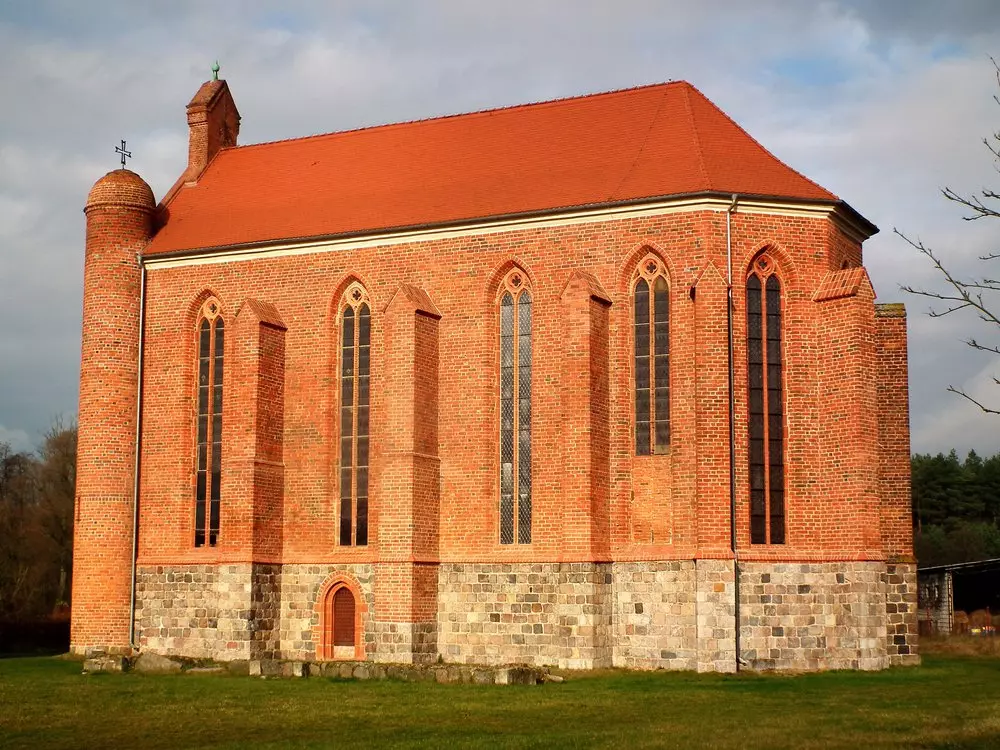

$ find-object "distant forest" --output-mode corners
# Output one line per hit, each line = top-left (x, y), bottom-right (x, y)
(913, 450), (1000, 567)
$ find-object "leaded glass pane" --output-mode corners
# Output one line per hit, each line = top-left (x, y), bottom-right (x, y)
(635, 421), (650, 456)
(199, 320), (210, 358)
(197, 414), (208, 448)
(358, 304), (370, 346)
(654, 420), (670, 450)
(518, 491), (531, 544)
(500, 493), (514, 545)
(358, 342), (370, 374)
(356, 496), (368, 546)
(634, 279), (649, 325)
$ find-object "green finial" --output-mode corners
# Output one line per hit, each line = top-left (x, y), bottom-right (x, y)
(211, 60), (220, 81)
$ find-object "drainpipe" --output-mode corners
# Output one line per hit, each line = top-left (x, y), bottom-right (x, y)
(129, 257), (147, 650)
(726, 194), (744, 670)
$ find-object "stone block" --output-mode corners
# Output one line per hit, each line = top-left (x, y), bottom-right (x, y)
(134, 652), (182, 674)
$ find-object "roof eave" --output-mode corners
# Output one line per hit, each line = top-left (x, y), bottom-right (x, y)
(142, 190), (879, 261)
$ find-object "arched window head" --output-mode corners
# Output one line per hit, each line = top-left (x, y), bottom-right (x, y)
(747, 253), (785, 545)
(195, 297), (224, 547)
(633, 255), (670, 455)
(339, 282), (371, 547)
(498, 268), (532, 545)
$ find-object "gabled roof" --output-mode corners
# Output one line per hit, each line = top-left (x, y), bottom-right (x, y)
(146, 81), (842, 256)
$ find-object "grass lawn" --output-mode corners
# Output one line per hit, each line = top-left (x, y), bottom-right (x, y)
(1, 653), (999, 749)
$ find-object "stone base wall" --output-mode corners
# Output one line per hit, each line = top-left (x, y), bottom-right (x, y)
(610, 559), (737, 672)
(134, 564), (277, 661)
(277, 564), (374, 660)
(437, 563), (612, 669)
(134, 559), (918, 672)
(885, 562), (920, 665)
(611, 561), (697, 670)
(370, 621), (438, 664)
(738, 562), (890, 671)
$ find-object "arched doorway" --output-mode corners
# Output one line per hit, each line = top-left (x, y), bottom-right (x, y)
(320, 583), (361, 660)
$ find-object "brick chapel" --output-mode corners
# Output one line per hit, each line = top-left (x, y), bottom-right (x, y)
(71, 76), (919, 672)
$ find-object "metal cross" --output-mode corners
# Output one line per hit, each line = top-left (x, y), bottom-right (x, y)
(115, 139), (132, 169)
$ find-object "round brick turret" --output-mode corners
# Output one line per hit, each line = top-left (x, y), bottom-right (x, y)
(85, 169), (156, 212)
(71, 169), (155, 655)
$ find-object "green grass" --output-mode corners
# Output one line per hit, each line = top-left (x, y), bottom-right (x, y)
(1, 655), (999, 749)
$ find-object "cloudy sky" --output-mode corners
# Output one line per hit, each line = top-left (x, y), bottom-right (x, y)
(1, 1), (998, 457)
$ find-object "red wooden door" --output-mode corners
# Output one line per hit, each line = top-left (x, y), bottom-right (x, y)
(333, 588), (355, 647)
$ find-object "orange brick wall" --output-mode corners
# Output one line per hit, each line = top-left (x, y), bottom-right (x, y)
(128, 208), (905, 568)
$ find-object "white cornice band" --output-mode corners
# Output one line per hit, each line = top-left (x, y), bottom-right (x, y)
(142, 196), (872, 270)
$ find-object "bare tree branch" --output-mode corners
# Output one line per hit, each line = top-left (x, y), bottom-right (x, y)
(947, 386), (1000, 415)
(900, 58), (1000, 415)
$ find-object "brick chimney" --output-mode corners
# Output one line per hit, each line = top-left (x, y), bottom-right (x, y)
(184, 79), (240, 182)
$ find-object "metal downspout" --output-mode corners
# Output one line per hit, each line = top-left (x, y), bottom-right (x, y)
(726, 194), (743, 670)
(129, 258), (147, 650)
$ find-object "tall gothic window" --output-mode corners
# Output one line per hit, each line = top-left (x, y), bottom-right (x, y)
(195, 298), (224, 547)
(499, 269), (532, 545)
(747, 253), (785, 544)
(633, 256), (670, 455)
(339, 283), (370, 547)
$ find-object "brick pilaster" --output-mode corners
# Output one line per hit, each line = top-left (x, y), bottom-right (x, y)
(560, 271), (612, 561)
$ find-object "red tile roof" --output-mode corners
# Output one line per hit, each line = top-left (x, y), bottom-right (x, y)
(146, 81), (839, 255)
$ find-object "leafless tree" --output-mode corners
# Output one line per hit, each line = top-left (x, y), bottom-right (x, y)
(0, 420), (77, 621)
(898, 57), (1000, 415)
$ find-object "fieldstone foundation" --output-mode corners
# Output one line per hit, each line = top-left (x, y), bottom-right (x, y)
(133, 563), (280, 661)
(134, 558), (918, 671)
(437, 563), (612, 669)
(738, 562), (914, 671)
(885, 562), (920, 665)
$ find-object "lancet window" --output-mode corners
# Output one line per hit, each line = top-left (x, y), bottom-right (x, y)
(499, 269), (532, 545)
(633, 256), (670, 455)
(195, 297), (224, 547)
(339, 283), (371, 547)
(747, 253), (785, 544)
